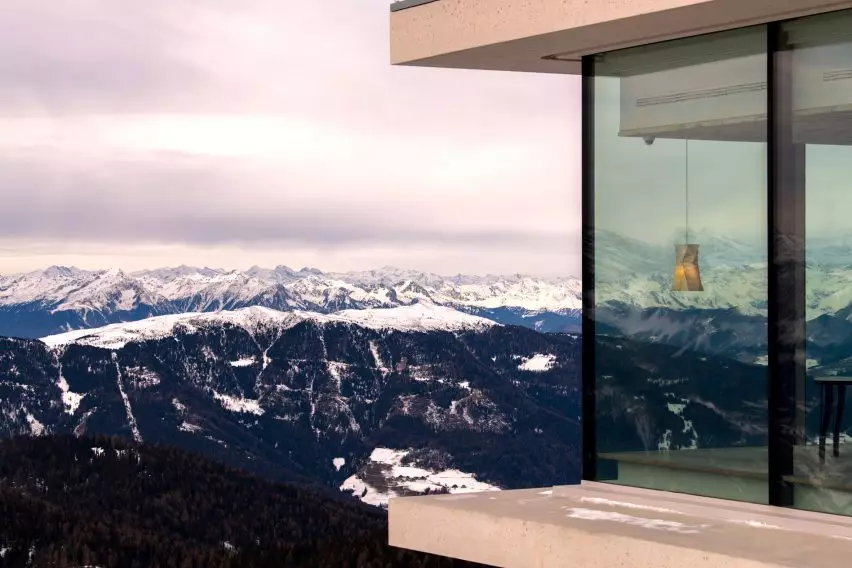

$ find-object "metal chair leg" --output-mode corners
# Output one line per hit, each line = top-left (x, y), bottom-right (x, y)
(820, 384), (834, 465)
(834, 384), (846, 458)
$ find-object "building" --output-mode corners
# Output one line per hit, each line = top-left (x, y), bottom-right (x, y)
(387, 1), (852, 566)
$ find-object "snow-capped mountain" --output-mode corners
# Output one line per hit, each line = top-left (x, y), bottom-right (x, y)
(7, 230), (852, 349)
(7, 229), (852, 341)
(0, 307), (582, 495)
(0, 265), (581, 338)
(41, 304), (497, 350)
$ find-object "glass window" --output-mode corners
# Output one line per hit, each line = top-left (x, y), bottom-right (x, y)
(591, 27), (770, 503)
(784, 9), (852, 516)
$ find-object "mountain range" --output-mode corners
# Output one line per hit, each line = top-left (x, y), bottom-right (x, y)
(0, 265), (582, 339)
(0, 297), (840, 508)
(4, 230), (852, 507)
(5, 301), (828, 500)
(8, 229), (852, 342)
(0, 305), (582, 506)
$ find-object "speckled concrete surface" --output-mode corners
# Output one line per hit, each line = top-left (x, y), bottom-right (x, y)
(388, 481), (852, 567)
(390, 0), (852, 73)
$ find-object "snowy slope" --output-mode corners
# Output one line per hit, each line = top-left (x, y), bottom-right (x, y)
(41, 308), (302, 349)
(41, 305), (497, 349)
(328, 303), (495, 332)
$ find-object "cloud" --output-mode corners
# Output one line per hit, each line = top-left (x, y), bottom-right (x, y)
(0, 1), (216, 116)
(0, 1), (575, 120)
(0, 147), (576, 248)
(0, 0), (580, 275)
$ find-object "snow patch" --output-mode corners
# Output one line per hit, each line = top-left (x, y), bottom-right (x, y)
(127, 366), (160, 389)
(229, 357), (256, 367)
(578, 497), (683, 514)
(727, 519), (783, 529)
(26, 413), (45, 436)
(341, 447), (499, 508)
(665, 399), (699, 449)
(333, 457), (345, 471)
(565, 508), (707, 534)
(179, 421), (202, 433)
(409, 365), (435, 383)
(115, 289), (137, 311)
(369, 341), (386, 370)
(56, 369), (84, 414)
(212, 391), (264, 415)
(517, 354), (556, 372)
(74, 408), (97, 437)
(327, 361), (346, 391)
(329, 303), (496, 332)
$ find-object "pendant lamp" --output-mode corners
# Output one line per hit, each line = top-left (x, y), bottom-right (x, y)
(672, 139), (704, 292)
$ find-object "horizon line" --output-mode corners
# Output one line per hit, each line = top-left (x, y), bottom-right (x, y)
(0, 263), (581, 281)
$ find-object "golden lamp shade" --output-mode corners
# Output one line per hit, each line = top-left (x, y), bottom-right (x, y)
(672, 244), (704, 292)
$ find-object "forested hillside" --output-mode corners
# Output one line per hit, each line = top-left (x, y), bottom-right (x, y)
(0, 435), (488, 568)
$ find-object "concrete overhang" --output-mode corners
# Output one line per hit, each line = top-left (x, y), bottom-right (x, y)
(388, 481), (852, 567)
(390, 0), (852, 74)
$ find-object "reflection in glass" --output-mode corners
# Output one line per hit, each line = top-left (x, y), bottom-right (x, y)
(787, 9), (852, 516)
(591, 26), (769, 503)
(672, 141), (704, 292)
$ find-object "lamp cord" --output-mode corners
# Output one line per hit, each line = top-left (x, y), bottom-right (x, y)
(685, 138), (689, 245)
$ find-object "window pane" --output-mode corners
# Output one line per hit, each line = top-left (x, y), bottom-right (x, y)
(786, 8), (852, 516)
(592, 27), (769, 503)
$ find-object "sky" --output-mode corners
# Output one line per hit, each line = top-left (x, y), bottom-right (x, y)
(0, 0), (581, 277)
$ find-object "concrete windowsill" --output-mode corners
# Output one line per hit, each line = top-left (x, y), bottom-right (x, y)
(388, 481), (852, 568)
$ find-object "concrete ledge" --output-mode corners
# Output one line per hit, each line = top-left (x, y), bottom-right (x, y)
(389, 0), (852, 74)
(388, 481), (852, 567)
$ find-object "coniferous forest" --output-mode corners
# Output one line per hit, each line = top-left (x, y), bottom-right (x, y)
(0, 435), (489, 568)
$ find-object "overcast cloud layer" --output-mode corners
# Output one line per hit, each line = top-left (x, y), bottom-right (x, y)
(0, 0), (579, 276)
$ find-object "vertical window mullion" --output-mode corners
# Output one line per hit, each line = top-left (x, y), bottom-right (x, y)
(581, 54), (597, 482)
(767, 21), (804, 508)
